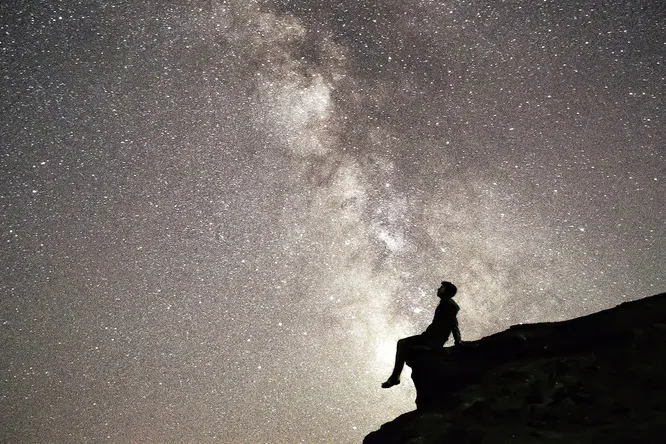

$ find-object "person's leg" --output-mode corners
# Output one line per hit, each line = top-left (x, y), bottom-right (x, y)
(382, 335), (419, 388)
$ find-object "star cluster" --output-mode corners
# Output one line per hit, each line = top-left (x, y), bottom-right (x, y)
(1, 1), (664, 442)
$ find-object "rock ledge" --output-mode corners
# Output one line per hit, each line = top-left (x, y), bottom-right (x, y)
(365, 292), (666, 444)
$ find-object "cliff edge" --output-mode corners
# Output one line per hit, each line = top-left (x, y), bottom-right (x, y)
(365, 292), (666, 444)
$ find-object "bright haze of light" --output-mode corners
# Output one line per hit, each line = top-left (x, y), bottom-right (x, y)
(1, 1), (664, 442)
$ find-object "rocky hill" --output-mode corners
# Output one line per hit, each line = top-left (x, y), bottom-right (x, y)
(364, 292), (666, 444)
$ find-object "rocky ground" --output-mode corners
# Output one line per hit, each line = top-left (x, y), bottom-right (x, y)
(364, 292), (666, 444)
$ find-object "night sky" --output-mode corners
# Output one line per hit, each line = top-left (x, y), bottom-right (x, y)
(1, 0), (664, 442)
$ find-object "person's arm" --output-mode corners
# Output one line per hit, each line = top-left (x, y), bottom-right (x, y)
(452, 320), (462, 345)
(449, 299), (462, 345)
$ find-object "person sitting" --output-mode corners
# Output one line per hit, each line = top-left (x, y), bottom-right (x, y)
(382, 281), (462, 388)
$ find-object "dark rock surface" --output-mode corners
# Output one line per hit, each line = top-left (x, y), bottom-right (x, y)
(365, 292), (666, 444)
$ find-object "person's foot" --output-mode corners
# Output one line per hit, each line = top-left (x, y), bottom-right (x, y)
(381, 378), (400, 388)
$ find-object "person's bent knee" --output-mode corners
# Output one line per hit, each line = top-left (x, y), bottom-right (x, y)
(398, 335), (420, 348)
(397, 337), (415, 349)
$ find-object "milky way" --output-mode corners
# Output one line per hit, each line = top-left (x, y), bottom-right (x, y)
(1, 1), (664, 442)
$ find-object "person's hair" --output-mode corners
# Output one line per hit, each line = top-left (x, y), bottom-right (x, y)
(441, 281), (457, 297)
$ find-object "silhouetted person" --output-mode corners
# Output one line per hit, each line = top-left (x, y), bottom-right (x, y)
(382, 281), (462, 388)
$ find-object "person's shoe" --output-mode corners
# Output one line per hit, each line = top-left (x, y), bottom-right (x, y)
(381, 378), (400, 388)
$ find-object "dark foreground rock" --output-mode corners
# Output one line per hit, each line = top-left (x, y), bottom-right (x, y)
(365, 292), (666, 444)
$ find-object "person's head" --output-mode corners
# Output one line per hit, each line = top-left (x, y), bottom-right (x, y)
(437, 281), (457, 299)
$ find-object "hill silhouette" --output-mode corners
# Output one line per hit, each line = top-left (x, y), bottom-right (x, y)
(365, 292), (666, 444)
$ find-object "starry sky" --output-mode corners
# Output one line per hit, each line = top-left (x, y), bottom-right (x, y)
(1, 0), (664, 442)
